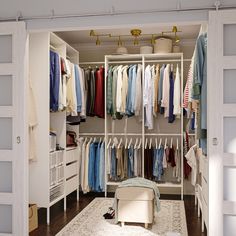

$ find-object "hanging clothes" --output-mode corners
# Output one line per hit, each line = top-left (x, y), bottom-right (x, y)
(168, 65), (175, 123)
(134, 64), (142, 116)
(94, 66), (105, 118)
(153, 147), (164, 181)
(106, 66), (113, 115)
(173, 64), (181, 117)
(120, 65), (129, 114)
(50, 50), (60, 112)
(153, 64), (159, 116)
(162, 64), (170, 118)
(144, 147), (153, 180)
(144, 65), (153, 129)
(158, 64), (165, 114)
(173, 147), (181, 182)
(79, 138), (105, 193)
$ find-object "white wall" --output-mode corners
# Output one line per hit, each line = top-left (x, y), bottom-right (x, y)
(1, 0), (236, 20)
(0, 1), (234, 32)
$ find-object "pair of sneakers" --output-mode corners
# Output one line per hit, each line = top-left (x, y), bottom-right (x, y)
(103, 207), (115, 219)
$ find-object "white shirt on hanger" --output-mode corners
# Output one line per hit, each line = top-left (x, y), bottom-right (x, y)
(116, 65), (124, 113)
(144, 65), (153, 129)
(174, 65), (181, 117)
(66, 61), (77, 116)
(120, 65), (129, 114)
(161, 64), (170, 118)
(185, 145), (197, 186)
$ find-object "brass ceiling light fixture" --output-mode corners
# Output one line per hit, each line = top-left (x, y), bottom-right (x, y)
(130, 29), (142, 45)
(161, 26), (181, 43)
(117, 36), (123, 46)
(89, 30), (111, 45)
(96, 36), (101, 45)
(89, 26), (181, 46)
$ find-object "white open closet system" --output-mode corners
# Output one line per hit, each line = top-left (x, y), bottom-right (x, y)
(106, 54), (184, 198)
(80, 53), (184, 199)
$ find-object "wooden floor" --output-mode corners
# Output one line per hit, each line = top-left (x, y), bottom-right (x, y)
(30, 191), (207, 236)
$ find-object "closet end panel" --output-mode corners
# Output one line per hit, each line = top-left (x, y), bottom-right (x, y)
(28, 32), (50, 207)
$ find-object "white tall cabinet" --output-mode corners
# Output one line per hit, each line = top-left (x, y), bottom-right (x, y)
(29, 32), (80, 224)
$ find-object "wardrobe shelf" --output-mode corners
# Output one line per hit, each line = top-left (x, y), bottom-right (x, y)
(49, 194), (65, 207)
(144, 133), (182, 136)
(66, 146), (77, 151)
(49, 181), (63, 190)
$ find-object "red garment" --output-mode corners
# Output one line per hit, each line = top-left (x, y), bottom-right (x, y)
(94, 67), (105, 118)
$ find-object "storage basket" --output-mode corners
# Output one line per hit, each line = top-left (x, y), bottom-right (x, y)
(140, 46), (153, 54)
(49, 132), (57, 152)
(154, 37), (172, 53)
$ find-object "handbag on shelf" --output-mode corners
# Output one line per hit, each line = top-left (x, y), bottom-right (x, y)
(66, 131), (77, 147)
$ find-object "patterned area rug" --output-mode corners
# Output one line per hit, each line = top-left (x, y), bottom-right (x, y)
(57, 198), (188, 236)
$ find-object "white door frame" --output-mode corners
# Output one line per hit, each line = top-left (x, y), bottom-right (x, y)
(0, 22), (28, 236)
(208, 9), (236, 236)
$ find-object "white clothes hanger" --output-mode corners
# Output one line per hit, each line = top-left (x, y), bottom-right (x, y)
(149, 138), (152, 149)
(145, 138), (148, 149)
(138, 138), (142, 149)
(107, 138), (112, 149)
(99, 137), (102, 143)
(125, 138), (128, 149)
(170, 137), (173, 148)
(155, 138), (158, 149)
(93, 137), (97, 142)
(118, 138), (123, 149)
(112, 141), (115, 148)
(164, 138), (167, 149)
(176, 138), (179, 150)
(128, 138), (133, 149)
(134, 138), (139, 149)
(84, 137), (88, 143)
(159, 138), (162, 149)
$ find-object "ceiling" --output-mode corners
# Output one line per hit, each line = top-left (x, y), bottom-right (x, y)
(55, 24), (201, 45)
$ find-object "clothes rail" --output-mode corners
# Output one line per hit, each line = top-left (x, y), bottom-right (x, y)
(107, 133), (142, 136)
(79, 61), (105, 65)
(145, 133), (182, 136)
(79, 133), (105, 135)
(144, 59), (189, 63)
(107, 60), (142, 64)
(50, 45), (56, 50)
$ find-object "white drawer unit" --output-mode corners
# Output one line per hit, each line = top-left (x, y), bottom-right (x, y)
(50, 150), (64, 168)
(57, 165), (64, 183)
(50, 167), (57, 186)
(66, 162), (77, 179)
(66, 148), (78, 164)
(57, 151), (64, 165)
(66, 176), (78, 195)
(50, 152), (57, 168)
(50, 183), (64, 202)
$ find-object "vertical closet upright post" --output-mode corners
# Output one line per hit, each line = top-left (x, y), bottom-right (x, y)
(104, 53), (184, 199)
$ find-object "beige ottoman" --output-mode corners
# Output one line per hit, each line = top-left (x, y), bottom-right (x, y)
(116, 187), (154, 228)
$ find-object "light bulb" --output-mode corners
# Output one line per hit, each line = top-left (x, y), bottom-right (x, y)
(134, 38), (139, 45)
